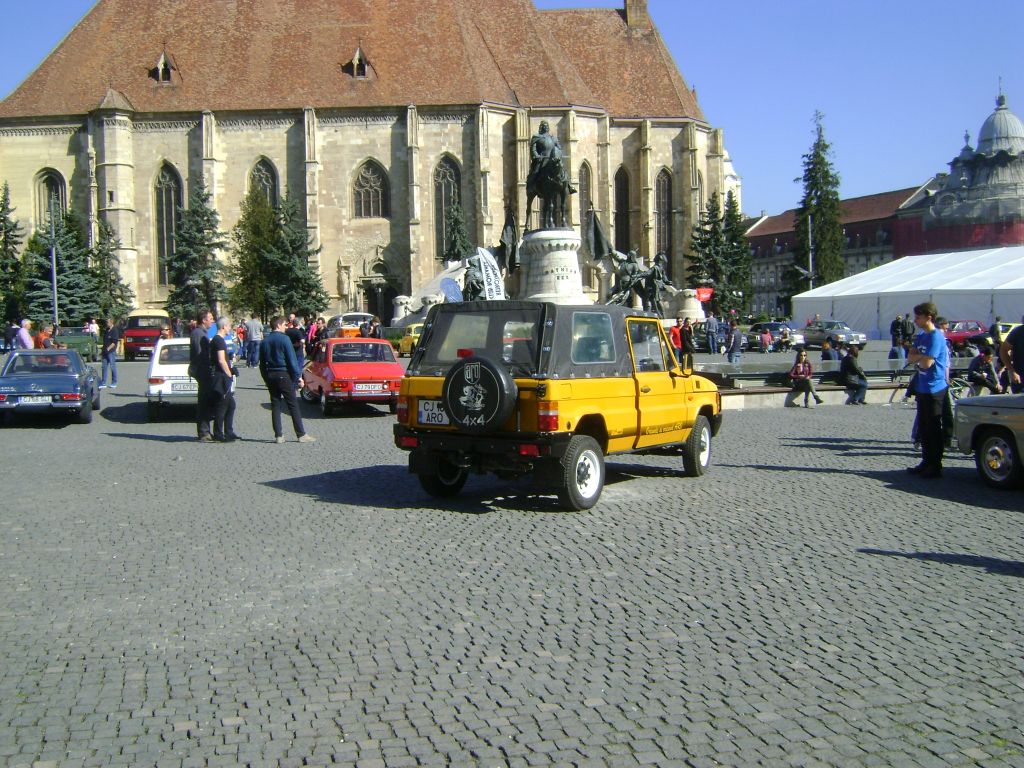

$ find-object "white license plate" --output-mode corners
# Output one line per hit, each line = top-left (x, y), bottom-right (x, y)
(20, 396), (51, 405)
(172, 382), (197, 392)
(353, 382), (383, 391)
(418, 399), (449, 425)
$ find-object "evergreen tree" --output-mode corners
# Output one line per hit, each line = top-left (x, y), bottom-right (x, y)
(164, 182), (227, 320)
(0, 181), (25, 320)
(719, 190), (751, 315)
(275, 195), (329, 319)
(792, 111), (844, 294)
(685, 191), (725, 313)
(22, 210), (100, 326)
(442, 200), (473, 263)
(92, 220), (135, 321)
(228, 187), (278, 319)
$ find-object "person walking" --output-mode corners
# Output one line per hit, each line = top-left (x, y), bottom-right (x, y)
(704, 313), (718, 355)
(259, 315), (315, 444)
(726, 320), (743, 364)
(99, 318), (119, 389)
(189, 309), (215, 441)
(669, 317), (683, 364)
(840, 344), (868, 404)
(244, 314), (263, 368)
(209, 318), (239, 442)
(14, 319), (34, 349)
(907, 302), (950, 478)
(788, 349), (824, 407)
(680, 318), (696, 359)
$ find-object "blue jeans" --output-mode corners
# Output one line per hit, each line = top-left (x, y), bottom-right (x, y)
(706, 332), (717, 353)
(245, 339), (260, 367)
(845, 376), (868, 403)
(101, 352), (117, 385)
(727, 349), (742, 364)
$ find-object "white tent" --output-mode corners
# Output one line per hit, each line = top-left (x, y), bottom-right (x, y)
(792, 246), (1024, 339)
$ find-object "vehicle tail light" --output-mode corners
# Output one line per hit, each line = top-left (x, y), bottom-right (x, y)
(60, 393), (82, 401)
(517, 444), (541, 457)
(537, 400), (559, 432)
(457, 348), (474, 358)
(148, 377), (165, 384)
(332, 380), (350, 391)
(396, 396), (409, 423)
(0, 395), (6, 401)
(398, 435), (418, 448)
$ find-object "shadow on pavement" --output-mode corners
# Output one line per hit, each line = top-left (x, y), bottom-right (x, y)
(107, 431), (199, 443)
(0, 413), (74, 429)
(858, 548), (1024, 577)
(99, 402), (149, 424)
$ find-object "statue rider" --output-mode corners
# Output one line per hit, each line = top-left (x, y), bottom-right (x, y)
(528, 121), (577, 193)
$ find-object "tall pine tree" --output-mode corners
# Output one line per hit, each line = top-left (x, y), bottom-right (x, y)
(275, 195), (329, 319)
(719, 190), (751, 316)
(792, 111), (844, 294)
(92, 220), (135, 320)
(442, 200), (472, 264)
(164, 182), (227, 320)
(0, 181), (25, 320)
(228, 187), (278, 319)
(22, 210), (100, 326)
(686, 191), (726, 313)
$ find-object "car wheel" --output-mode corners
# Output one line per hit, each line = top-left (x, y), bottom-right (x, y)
(77, 402), (93, 424)
(974, 428), (1023, 489)
(300, 386), (316, 402)
(682, 414), (712, 477)
(418, 458), (468, 498)
(146, 401), (159, 422)
(557, 435), (604, 511)
(320, 390), (333, 417)
(441, 355), (518, 433)
(92, 390), (101, 410)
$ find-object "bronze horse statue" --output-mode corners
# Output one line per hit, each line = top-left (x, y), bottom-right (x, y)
(525, 157), (574, 231)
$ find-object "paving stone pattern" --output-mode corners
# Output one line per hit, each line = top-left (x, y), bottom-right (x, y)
(0, 361), (1022, 767)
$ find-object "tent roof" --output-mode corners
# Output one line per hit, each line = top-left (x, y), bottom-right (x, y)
(794, 246), (1024, 298)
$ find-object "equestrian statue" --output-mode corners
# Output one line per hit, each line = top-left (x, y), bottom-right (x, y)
(525, 120), (577, 231)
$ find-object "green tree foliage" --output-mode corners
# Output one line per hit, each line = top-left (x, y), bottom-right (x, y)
(0, 181), (25, 320)
(792, 111), (844, 294)
(686, 191), (725, 312)
(92, 220), (135, 321)
(719, 190), (751, 315)
(22, 211), (100, 326)
(275, 195), (329, 319)
(442, 200), (473, 263)
(164, 182), (227, 320)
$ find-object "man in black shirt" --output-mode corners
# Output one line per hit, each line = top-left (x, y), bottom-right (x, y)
(189, 310), (215, 441)
(285, 315), (306, 371)
(99, 318), (120, 388)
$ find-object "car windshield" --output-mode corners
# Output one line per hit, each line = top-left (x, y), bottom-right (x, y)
(332, 342), (396, 363)
(127, 316), (167, 329)
(3, 353), (78, 375)
(416, 307), (544, 376)
(158, 344), (191, 364)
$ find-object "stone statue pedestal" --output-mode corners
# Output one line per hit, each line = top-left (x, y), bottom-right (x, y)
(518, 229), (593, 305)
(667, 288), (706, 322)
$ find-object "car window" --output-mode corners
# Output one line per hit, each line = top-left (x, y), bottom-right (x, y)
(158, 345), (190, 364)
(627, 319), (666, 373)
(127, 317), (167, 329)
(571, 311), (615, 364)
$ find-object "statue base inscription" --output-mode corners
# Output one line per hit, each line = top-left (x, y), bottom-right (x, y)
(518, 229), (592, 305)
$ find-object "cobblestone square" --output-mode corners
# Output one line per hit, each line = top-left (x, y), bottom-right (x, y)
(1, 361), (1021, 767)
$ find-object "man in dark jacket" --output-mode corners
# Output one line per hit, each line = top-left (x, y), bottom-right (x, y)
(189, 309), (214, 441)
(840, 345), (868, 404)
(260, 316), (315, 444)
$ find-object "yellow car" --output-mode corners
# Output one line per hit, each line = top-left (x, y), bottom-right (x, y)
(397, 323), (423, 357)
(393, 301), (722, 510)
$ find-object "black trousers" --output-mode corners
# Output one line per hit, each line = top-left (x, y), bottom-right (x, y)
(211, 390), (236, 439)
(915, 388), (947, 469)
(265, 371), (306, 438)
(195, 375), (212, 437)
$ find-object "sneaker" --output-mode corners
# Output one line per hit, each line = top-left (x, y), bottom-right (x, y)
(109, 384), (117, 389)
(98, 384), (107, 389)
(297, 434), (317, 443)
(275, 436), (286, 444)
(198, 434), (214, 442)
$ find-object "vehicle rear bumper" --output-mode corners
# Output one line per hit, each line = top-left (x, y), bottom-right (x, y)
(394, 425), (573, 478)
(328, 391), (398, 404)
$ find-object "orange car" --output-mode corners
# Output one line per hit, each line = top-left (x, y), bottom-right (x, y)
(301, 337), (405, 416)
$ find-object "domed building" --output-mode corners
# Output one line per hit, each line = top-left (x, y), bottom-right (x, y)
(0, 0), (740, 322)
(894, 92), (1024, 254)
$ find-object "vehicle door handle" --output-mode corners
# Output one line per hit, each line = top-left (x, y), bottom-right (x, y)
(640, 386), (651, 393)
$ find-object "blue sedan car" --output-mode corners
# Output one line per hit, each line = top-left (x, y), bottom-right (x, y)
(0, 349), (101, 424)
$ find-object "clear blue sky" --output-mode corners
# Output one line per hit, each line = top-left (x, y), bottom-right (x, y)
(2, 0), (1022, 218)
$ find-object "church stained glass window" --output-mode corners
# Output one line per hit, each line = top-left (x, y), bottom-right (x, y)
(154, 164), (182, 287)
(434, 157), (462, 260)
(614, 167), (630, 254)
(353, 160), (390, 218)
(250, 159), (278, 206)
(655, 169), (673, 269)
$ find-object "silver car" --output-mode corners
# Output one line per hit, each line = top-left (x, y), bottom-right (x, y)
(803, 320), (868, 349)
(954, 394), (1024, 489)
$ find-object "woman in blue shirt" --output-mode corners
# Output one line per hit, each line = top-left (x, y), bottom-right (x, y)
(906, 302), (949, 478)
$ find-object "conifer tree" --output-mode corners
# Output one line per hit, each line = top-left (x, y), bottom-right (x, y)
(275, 195), (329, 319)
(686, 191), (725, 313)
(793, 111), (844, 293)
(228, 187), (278, 319)
(22, 210), (100, 326)
(164, 182), (227, 320)
(0, 182), (25, 320)
(442, 200), (473, 264)
(719, 190), (751, 315)
(92, 220), (135, 321)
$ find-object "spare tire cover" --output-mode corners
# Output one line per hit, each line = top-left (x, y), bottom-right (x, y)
(442, 356), (518, 433)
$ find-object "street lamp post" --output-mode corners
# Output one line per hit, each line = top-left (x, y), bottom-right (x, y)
(48, 196), (59, 329)
(807, 212), (815, 291)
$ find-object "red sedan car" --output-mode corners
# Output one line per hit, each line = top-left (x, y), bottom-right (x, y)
(944, 320), (987, 346)
(302, 337), (405, 416)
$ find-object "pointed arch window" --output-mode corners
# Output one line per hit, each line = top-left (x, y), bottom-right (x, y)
(154, 164), (183, 287)
(353, 160), (390, 218)
(434, 156), (462, 260)
(35, 169), (67, 227)
(250, 158), (279, 206)
(577, 162), (593, 255)
(655, 169), (673, 270)
(614, 167), (630, 254)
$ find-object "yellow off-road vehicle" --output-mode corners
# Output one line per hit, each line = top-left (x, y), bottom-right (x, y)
(393, 301), (722, 510)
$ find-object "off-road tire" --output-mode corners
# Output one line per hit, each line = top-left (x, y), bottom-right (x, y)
(418, 459), (469, 498)
(557, 435), (604, 511)
(682, 415), (712, 477)
(442, 355), (517, 434)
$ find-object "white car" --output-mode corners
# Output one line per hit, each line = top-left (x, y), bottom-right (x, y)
(954, 393), (1024, 489)
(146, 338), (198, 421)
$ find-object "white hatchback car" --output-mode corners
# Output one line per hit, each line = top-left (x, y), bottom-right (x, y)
(146, 338), (198, 420)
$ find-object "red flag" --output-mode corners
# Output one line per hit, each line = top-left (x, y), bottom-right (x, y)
(695, 287), (714, 302)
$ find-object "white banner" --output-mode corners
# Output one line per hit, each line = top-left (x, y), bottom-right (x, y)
(476, 247), (506, 300)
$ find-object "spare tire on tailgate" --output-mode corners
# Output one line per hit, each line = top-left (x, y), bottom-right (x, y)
(442, 355), (518, 433)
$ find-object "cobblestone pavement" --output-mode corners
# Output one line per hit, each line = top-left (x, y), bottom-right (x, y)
(1, 360), (1022, 768)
